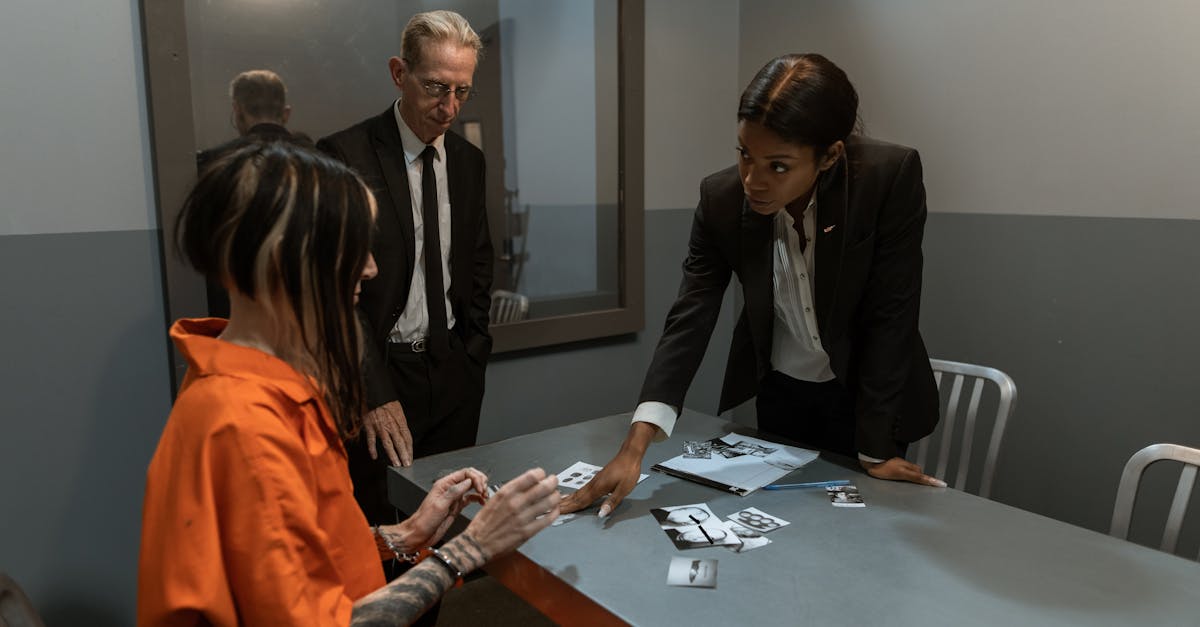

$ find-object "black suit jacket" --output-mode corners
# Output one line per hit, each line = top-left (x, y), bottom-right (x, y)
(317, 108), (493, 410)
(639, 136), (938, 459)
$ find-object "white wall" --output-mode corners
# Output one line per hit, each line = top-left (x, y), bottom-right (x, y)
(0, 0), (155, 235)
(739, 0), (1200, 220)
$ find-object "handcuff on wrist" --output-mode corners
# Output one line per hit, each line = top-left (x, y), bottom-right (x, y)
(373, 525), (422, 563)
(372, 526), (465, 588)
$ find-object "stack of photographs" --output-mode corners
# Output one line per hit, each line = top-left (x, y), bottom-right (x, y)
(651, 503), (741, 549)
(652, 503), (792, 553)
(652, 433), (819, 495)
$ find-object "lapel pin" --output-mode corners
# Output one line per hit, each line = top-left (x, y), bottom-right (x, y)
(823, 225), (837, 233)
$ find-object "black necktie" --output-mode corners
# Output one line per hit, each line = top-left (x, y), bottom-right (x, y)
(420, 146), (449, 357)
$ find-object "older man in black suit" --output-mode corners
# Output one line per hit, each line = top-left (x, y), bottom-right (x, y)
(318, 10), (493, 538)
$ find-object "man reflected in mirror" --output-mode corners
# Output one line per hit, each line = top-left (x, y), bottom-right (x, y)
(198, 69), (312, 317)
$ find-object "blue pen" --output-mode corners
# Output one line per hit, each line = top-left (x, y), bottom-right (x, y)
(763, 479), (851, 490)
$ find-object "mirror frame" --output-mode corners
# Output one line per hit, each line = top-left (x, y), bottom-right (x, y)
(140, 1), (644, 389)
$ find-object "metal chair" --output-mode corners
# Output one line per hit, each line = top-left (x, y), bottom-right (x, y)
(910, 359), (1017, 498)
(490, 289), (529, 324)
(1109, 443), (1200, 560)
(0, 573), (46, 627)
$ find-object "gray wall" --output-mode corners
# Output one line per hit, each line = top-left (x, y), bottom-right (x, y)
(740, 0), (1200, 548)
(0, 1), (172, 625)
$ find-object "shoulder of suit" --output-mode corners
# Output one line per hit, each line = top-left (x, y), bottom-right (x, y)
(844, 135), (919, 166)
(699, 164), (742, 197)
(444, 130), (484, 161)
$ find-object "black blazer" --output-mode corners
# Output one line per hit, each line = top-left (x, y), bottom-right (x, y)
(318, 108), (493, 409)
(639, 136), (938, 460)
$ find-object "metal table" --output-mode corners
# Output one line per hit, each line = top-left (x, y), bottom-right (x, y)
(390, 411), (1200, 626)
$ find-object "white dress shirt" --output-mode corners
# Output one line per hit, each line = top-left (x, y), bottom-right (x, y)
(634, 194), (881, 462)
(390, 100), (456, 343)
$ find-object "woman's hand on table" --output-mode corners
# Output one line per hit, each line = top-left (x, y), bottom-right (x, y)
(561, 421), (660, 517)
(859, 457), (946, 487)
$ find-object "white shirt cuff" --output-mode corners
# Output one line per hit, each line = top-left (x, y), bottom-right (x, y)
(857, 452), (886, 464)
(632, 401), (678, 442)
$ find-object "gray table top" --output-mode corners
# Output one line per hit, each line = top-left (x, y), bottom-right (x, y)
(390, 411), (1200, 626)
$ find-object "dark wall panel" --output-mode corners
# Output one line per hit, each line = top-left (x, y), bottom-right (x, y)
(0, 229), (172, 625)
(921, 212), (1200, 552)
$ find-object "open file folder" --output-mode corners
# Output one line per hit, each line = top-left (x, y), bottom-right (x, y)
(651, 433), (820, 496)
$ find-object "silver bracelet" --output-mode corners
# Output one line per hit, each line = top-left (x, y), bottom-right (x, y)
(428, 547), (465, 580)
(373, 525), (421, 563)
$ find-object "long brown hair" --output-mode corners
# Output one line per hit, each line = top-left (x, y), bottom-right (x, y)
(176, 139), (372, 440)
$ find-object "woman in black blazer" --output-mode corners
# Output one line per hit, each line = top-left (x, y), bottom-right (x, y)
(564, 53), (944, 518)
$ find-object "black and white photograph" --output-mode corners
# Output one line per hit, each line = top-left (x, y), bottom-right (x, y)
(828, 485), (866, 508)
(728, 506), (790, 532)
(663, 521), (742, 550)
(667, 557), (718, 589)
(727, 522), (772, 553)
(651, 433), (820, 495)
(650, 503), (718, 528)
(556, 461), (649, 491)
(683, 440), (713, 459)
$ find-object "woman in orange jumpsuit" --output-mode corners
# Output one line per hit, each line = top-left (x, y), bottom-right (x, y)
(138, 140), (560, 626)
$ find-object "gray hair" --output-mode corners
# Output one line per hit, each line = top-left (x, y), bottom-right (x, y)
(228, 69), (288, 122)
(401, 10), (482, 67)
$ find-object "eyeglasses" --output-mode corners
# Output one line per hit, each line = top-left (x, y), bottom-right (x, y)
(419, 79), (475, 102)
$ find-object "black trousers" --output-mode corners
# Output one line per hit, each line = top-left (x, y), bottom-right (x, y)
(756, 370), (908, 460)
(347, 333), (483, 528)
(755, 370), (859, 458)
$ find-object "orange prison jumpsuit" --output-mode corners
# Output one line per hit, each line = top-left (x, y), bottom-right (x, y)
(138, 319), (386, 626)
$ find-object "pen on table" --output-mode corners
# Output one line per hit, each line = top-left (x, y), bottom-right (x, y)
(689, 514), (715, 544)
(762, 479), (852, 490)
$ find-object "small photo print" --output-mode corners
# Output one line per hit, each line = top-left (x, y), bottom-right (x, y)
(683, 440), (713, 459)
(727, 522), (772, 553)
(667, 556), (718, 588)
(828, 485), (866, 508)
(707, 437), (778, 459)
(549, 513), (577, 527)
(556, 461), (601, 490)
(555, 461), (648, 491)
(727, 506), (790, 533)
(663, 520), (742, 549)
(651, 503), (719, 528)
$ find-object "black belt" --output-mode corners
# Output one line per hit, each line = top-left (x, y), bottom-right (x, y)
(388, 337), (428, 353)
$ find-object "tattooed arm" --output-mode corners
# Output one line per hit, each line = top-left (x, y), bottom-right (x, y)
(350, 534), (486, 626)
(350, 468), (561, 626)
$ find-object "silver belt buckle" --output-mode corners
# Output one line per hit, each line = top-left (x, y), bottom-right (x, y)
(410, 338), (426, 353)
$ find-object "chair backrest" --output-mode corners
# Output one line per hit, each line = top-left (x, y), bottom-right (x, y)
(490, 289), (529, 324)
(0, 573), (46, 627)
(910, 359), (1017, 498)
(1109, 443), (1200, 560)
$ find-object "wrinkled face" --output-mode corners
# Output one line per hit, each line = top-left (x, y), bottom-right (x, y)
(392, 41), (477, 144)
(736, 120), (840, 216)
